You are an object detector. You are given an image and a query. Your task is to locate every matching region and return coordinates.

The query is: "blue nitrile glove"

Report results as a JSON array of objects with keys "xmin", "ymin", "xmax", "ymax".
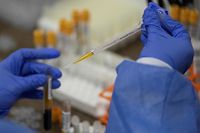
[
  {"xmin": 140, "ymin": 2, "xmax": 194, "ymax": 73},
  {"xmin": 0, "ymin": 48, "xmax": 62, "ymax": 117}
]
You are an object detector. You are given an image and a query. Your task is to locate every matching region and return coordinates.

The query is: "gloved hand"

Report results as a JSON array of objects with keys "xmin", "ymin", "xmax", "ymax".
[
  {"xmin": 140, "ymin": 2, "xmax": 194, "ymax": 73},
  {"xmin": 0, "ymin": 48, "xmax": 62, "ymax": 117}
]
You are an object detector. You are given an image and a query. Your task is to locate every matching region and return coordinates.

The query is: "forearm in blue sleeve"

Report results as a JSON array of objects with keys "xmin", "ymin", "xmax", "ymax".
[
  {"xmin": 0, "ymin": 110, "xmax": 9, "ymax": 118},
  {"xmin": 106, "ymin": 60, "xmax": 200, "ymax": 133}
]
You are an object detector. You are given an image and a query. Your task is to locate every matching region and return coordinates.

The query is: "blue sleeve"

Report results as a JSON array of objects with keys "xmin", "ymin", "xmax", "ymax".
[
  {"xmin": 106, "ymin": 60, "xmax": 200, "ymax": 133},
  {"xmin": 0, "ymin": 110, "xmax": 9, "ymax": 118}
]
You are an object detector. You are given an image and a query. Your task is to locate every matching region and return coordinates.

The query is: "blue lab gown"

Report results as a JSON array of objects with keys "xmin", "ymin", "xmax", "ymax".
[
  {"xmin": 106, "ymin": 60, "xmax": 200, "ymax": 133},
  {"xmin": 0, "ymin": 120, "xmax": 35, "ymax": 133}
]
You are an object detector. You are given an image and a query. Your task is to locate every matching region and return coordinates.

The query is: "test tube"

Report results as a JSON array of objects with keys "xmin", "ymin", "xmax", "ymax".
[
  {"xmin": 63, "ymin": 19, "xmax": 76, "ymax": 57},
  {"xmin": 57, "ymin": 18, "xmax": 68, "ymax": 67},
  {"xmin": 46, "ymin": 31, "xmax": 57, "ymax": 48},
  {"xmin": 71, "ymin": 115, "xmax": 80, "ymax": 133},
  {"xmin": 72, "ymin": 9, "xmax": 80, "ymax": 26},
  {"xmin": 72, "ymin": 9, "xmax": 82, "ymax": 54},
  {"xmin": 189, "ymin": 9, "xmax": 199, "ymax": 38},
  {"xmin": 58, "ymin": 18, "xmax": 68, "ymax": 54},
  {"xmin": 33, "ymin": 30, "xmax": 45, "ymax": 91},
  {"xmin": 46, "ymin": 31, "xmax": 58, "ymax": 66},
  {"xmin": 33, "ymin": 29, "xmax": 44, "ymax": 49},
  {"xmin": 43, "ymin": 75, "xmax": 53, "ymax": 130},
  {"xmin": 170, "ymin": 4, "xmax": 180, "ymax": 21},
  {"xmin": 34, "ymin": 30, "xmax": 55, "ymax": 130},
  {"xmin": 33, "ymin": 29, "xmax": 45, "ymax": 63},
  {"xmin": 34, "ymin": 29, "xmax": 53, "ymax": 130},
  {"xmin": 93, "ymin": 121, "xmax": 102, "ymax": 133},
  {"xmin": 80, "ymin": 9, "xmax": 91, "ymax": 52},
  {"xmin": 100, "ymin": 126, "xmax": 106, "ymax": 133},
  {"xmin": 82, "ymin": 121, "xmax": 90, "ymax": 133},
  {"xmin": 180, "ymin": 7, "xmax": 190, "ymax": 29},
  {"xmin": 62, "ymin": 100, "xmax": 71, "ymax": 133},
  {"xmin": 58, "ymin": 19, "xmax": 76, "ymax": 67}
]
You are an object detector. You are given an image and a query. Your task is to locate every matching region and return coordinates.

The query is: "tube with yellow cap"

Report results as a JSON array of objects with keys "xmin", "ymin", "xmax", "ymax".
[
  {"xmin": 43, "ymin": 74, "xmax": 53, "ymax": 131},
  {"xmin": 58, "ymin": 18, "xmax": 68, "ymax": 55},
  {"xmin": 33, "ymin": 29, "xmax": 52, "ymax": 130},
  {"xmin": 58, "ymin": 19, "xmax": 76, "ymax": 67},
  {"xmin": 46, "ymin": 31, "xmax": 58, "ymax": 66},
  {"xmin": 46, "ymin": 31, "xmax": 57, "ymax": 48},
  {"xmin": 71, "ymin": 9, "xmax": 83, "ymax": 54},
  {"xmin": 43, "ymin": 31, "xmax": 57, "ymax": 131},
  {"xmin": 180, "ymin": 7, "xmax": 190, "ymax": 29},
  {"xmin": 33, "ymin": 29, "xmax": 45, "ymax": 74},
  {"xmin": 80, "ymin": 9, "xmax": 91, "ymax": 52},
  {"xmin": 33, "ymin": 29, "xmax": 44, "ymax": 49},
  {"xmin": 170, "ymin": 5, "xmax": 180, "ymax": 21},
  {"xmin": 64, "ymin": 19, "xmax": 76, "ymax": 56},
  {"xmin": 33, "ymin": 29, "xmax": 45, "ymax": 64},
  {"xmin": 189, "ymin": 9, "xmax": 199, "ymax": 38},
  {"xmin": 60, "ymin": 18, "xmax": 67, "ymax": 34},
  {"xmin": 72, "ymin": 9, "xmax": 80, "ymax": 26},
  {"xmin": 61, "ymin": 100, "xmax": 71, "ymax": 133}
]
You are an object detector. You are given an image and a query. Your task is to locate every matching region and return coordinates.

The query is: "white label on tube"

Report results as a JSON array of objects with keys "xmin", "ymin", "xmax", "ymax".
[
  {"xmin": 62, "ymin": 112, "xmax": 71, "ymax": 131},
  {"xmin": 48, "ymin": 77, "xmax": 52, "ymax": 100}
]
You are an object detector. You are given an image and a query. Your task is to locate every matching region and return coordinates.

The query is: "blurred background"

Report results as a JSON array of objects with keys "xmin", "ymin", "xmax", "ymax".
[{"xmin": 0, "ymin": 0, "xmax": 200, "ymax": 133}]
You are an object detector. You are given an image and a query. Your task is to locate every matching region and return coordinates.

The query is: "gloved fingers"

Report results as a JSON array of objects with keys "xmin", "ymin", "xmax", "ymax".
[
  {"xmin": 52, "ymin": 79, "xmax": 61, "ymax": 89},
  {"xmin": 141, "ymin": 34, "xmax": 147, "ymax": 45},
  {"xmin": 148, "ymin": 2, "xmax": 160, "ymax": 9},
  {"xmin": 22, "ymin": 62, "xmax": 62, "ymax": 79},
  {"xmin": 14, "ymin": 48, "xmax": 60, "ymax": 61},
  {"xmin": 143, "ymin": 3, "xmax": 166, "ymax": 35},
  {"xmin": 20, "ymin": 74, "xmax": 47, "ymax": 92},
  {"xmin": 21, "ymin": 79, "xmax": 61, "ymax": 98},
  {"xmin": 159, "ymin": 12, "xmax": 190, "ymax": 38},
  {"xmin": 140, "ymin": 24, "xmax": 148, "ymax": 45},
  {"xmin": 20, "ymin": 90, "xmax": 43, "ymax": 99}
]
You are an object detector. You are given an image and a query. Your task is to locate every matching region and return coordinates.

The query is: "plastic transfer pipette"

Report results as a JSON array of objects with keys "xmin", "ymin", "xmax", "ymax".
[{"xmin": 64, "ymin": 25, "xmax": 141, "ymax": 69}]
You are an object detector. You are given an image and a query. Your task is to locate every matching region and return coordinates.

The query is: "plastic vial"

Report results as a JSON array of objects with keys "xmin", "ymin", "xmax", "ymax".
[
  {"xmin": 93, "ymin": 121, "xmax": 102, "ymax": 133},
  {"xmin": 82, "ymin": 121, "xmax": 90, "ymax": 133},
  {"xmin": 71, "ymin": 115, "xmax": 80, "ymax": 133},
  {"xmin": 33, "ymin": 29, "xmax": 53, "ymax": 130},
  {"xmin": 46, "ymin": 31, "xmax": 58, "ymax": 66},
  {"xmin": 62, "ymin": 100, "xmax": 71, "ymax": 133},
  {"xmin": 63, "ymin": 19, "xmax": 76, "ymax": 58},
  {"xmin": 189, "ymin": 9, "xmax": 199, "ymax": 38},
  {"xmin": 72, "ymin": 9, "xmax": 82, "ymax": 54},
  {"xmin": 80, "ymin": 9, "xmax": 91, "ymax": 52},
  {"xmin": 43, "ymin": 76, "xmax": 53, "ymax": 130},
  {"xmin": 33, "ymin": 29, "xmax": 44, "ymax": 63},
  {"xmin": 33, "ymin": 29, "xmax": 44, "ymax": 49}
]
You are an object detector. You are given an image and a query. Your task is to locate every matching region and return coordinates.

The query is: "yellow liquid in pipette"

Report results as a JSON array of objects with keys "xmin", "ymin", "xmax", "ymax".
[{"xmin": 73, "ymin": 51, "xmax": 94, "ymax": 64}]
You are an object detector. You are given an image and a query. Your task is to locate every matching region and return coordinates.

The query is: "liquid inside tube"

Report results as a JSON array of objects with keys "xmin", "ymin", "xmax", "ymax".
[
  {"xmin": 73, "ymin": 51, "xmax": 94, "ymax": 64},
  {"xmin": 63, "ymin": 24, "xmax": 141, "ymax": 69}
]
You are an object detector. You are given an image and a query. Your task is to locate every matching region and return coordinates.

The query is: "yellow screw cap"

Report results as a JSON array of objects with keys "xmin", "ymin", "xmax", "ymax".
[
  {"xmin": 60, "ymin": 18, "xmax": 67, "ymax": 33},
  {"xmin": 180, "ymin": 8, "xmax": 190, "ymax": 25},
  {"xmin": 46, "ymin": 31, "xmax": 57, "ymax": 47},
  {"xmin": 189, "ymin": 9, "xmax": 199, "ymax": 26},
  {"xmin": 170, "ymin": 5, "xmax": 180, "ymax": 21},
  {"xmin": 33, "ymin": 29, "xmax": 44, "ymax": 46},
  {"xmin": 72, "ymin": 9, "xmax": 80, "ymax": 25},
  {"xmin": 80, "ymin": 9, "xmax": 90, "ymax": 22},
  {"xmin": 64, "ymin": 19, "xmax": 74, "ymax": 35}
]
